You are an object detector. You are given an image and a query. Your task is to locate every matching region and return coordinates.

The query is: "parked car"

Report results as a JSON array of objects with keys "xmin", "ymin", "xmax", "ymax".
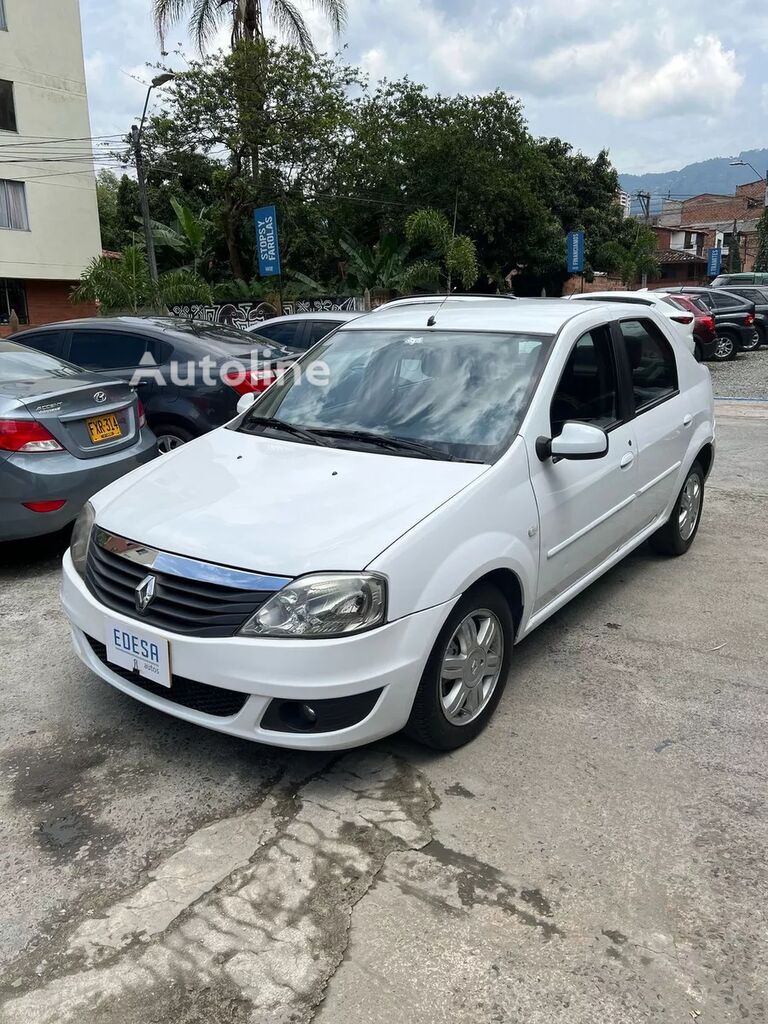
[
  {"xmin": 245, "ymin": 311, "xmax": 360, "ymax": 349},
  {"xmin": 663, "ymin": 294, "xmax": 719, "ymax": 361},
  {"xmin": 17, "ymin": 317, "xmax": 300, "ymax": 452},
  {"xmin": 0, "ymin": 341, "xmax": 157, "ymax": 541},
  {"xmin": 566, "ymin": 291, "xmax": 696, "ymax": 354},
  {"xmin": 709, "ymin": 284, "xmax": 768, "ymax": 347},
  {"xmin": 61, "ymin": 297, "xmax": 714, "ymax": 751},
  {"xmin": 711, "ymin": 272, "xmax": 768, "ymax": 288},
  {"xmin": 654, "ymin": 286, "xmax": 757, "ymax": 360}
]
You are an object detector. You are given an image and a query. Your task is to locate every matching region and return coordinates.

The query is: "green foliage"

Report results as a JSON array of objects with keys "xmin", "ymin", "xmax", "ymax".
[
  {"xmin": 338, "ymin": 236, "xmax": 414, "ymax": 292},
  {"xmin": 754, "ymin": 210, "xmax": 768, "ymax": 272},
  {"xmin": 72, "ymin": 246, "xmax": 211, "ymax": 314},
  {"xmin": 150, "ymin": 197, "xmax": 217, "ymax": 276},
  {"xmin": 403, "ymin": 208, "xmax": 479, "ymax": 291},
  {"xmin": 95, "ymin": 170, "xmax": 128, "ymax": 252}
]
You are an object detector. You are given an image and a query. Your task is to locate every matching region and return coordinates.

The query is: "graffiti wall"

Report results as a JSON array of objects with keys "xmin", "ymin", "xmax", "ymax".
[{"xmin": 168, "ymin": 297, "xmax": 364, "ymax": 331}]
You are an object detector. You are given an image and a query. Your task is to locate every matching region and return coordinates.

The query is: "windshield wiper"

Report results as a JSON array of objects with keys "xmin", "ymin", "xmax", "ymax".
[
  {"xmin": 313, "ymin": 428, "xmax": 453, "ymax": 461},
  {"xmin": 241, "ymin": 416, "xmax": 330, "ymax": 447}
]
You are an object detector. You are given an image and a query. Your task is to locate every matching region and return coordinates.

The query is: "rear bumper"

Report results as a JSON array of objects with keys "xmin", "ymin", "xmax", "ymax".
[
  {"xmin": 0, "ymin": 431, "xmax": 158, "ymax": 541},
  {"xmin": 61, "ymin": 551, "xmax": 454, "ymax": 750}
]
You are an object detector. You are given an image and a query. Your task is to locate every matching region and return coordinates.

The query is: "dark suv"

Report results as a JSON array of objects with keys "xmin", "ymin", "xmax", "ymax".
[
  {"xmin": 710, "ymin": 284, "xmax": 768, "ymax": 347},
  {"xmin": 16, "ymin": 317, "xmax": 300, "ymax": 451},
  {"xmin": 655, "ymin": 287, "xmax": 757, "ymax": 360}
]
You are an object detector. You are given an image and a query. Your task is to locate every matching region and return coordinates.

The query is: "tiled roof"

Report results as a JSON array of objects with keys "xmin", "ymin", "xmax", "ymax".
[{"xmin": 656, "ymin": 248, "xmax": 707, "ymax": 265}]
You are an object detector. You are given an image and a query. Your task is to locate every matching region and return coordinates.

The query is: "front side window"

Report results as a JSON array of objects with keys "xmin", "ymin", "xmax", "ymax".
[
  {"xmin": 250, "ymin": 329, "xmax": 553, "ymax": 462},
  {"xmin": 255, "ymin": 320, "xmax": 302, "ymax": 347},
  {"xmin": 69, "ymin": 331, "xmax": 148, "ymax": 370},
  {"xmin": 0, "ymin": 180, "xmax": 29, "ymax": 230},
  {"xmin": 0, "ymin": 80, "xmax": 15, "ymax": 132},
  {"xmin": 0, "ymin": 278, "xmax": 27, "ymax": 323},
  {"xmin": 306, "ymin": 320, "xmax": 342, "ymax": 347},
  {"xmin": 550, "ymin": 326, "xmax": 619, "ymax": 435},
  {"xmin": 619, "ymin": 319, "xmax": 677, "ymax": 412}
]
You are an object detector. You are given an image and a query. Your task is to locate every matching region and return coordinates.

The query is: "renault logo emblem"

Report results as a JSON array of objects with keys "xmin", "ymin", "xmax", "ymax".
[
  {"xmin": 94, "ymin": 391, "xmax": 107, "ymax": 404},
  {"xmin": 135, "ymin": 575, "xmax": 157, "ymax": 613}
]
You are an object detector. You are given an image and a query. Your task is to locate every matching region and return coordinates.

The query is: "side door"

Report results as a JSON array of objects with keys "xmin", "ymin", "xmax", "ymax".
[
  {"xmin": 612, "ymin": 317, "xmax": 689, "ymax": 528},
  {"xmin": 525, "ymin": 323, "xmax": 640, "ymax": 614}
]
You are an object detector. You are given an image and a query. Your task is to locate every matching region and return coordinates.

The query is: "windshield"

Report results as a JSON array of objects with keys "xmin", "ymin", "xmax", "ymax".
[
  {"xmin": 0, "ymin": 346, "xmax": 80, "ymax": 383},
  {"xmin": 242, "ymin": 329, "xmax": 552, "ymax": 462}
]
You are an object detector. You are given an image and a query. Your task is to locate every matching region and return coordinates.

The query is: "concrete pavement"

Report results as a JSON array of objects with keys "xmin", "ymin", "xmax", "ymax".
[{"xmin": 0, "ymin": 408, "xmax": 766, "ymax": 1023}]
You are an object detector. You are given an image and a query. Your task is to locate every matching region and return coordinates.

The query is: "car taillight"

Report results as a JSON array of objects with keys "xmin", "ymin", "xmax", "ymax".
[
  {"xmin": 22, "ymin": 500, "xmax": 67, "ymax": 513},
  {"xmin": 0, "ymin": 419, "xmax": 64, "ymax": 453},
  {"xmin": 701, "ymin": 315, "xmax": 716, "ymax": 331},
  {"xmin": 223, "ymin": 368, "xmax": 277, "ymax": 396},
  {"xmin": 745, "ymin": 312, "xmax": 755, "ymax": 326},
  {"xmin": 137, "ymin": 398, "xmax": 146, "ymax": 428}
]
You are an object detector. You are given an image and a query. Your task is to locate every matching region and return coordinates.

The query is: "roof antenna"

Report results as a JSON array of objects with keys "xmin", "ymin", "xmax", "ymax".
[{"xmin": 426, "ymin": 186, "xmax": 459, "ymax": 327}]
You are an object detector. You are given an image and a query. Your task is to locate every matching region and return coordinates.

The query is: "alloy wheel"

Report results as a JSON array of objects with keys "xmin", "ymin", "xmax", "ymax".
[
  {"xmin": 156, "ymin": 434, "xmax": 186, "ymax": 454},
  {"xmin": 714, "ymin": 335, "xmax": 734, "ymax": 360},
  {"xmin": 439, "ymin": 609, "xmax": 504, "ymax": 726}
]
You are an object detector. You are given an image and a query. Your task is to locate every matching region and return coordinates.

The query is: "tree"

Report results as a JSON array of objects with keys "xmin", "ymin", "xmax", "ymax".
[
  {"xmin": 96, "ymin": 170, "xmax": 130, "ymax": 252},
  {"xmin": 404, "ymin": 208, "xmax": 479, "ymax": 291},
  {"xmin": 755, "ymin": 210, "xmax": 768, "ymax": 272},
  {"xmin": 152, "ymin": 0, "xmax": 346, "ymax": 51},
  {"xmin": 338, "ymin": 236, "xmax": 414, "ymax": 292},
  {"xmin": 150, "ymin": 197, "xmax": 217, "ymax": 276},
  {"xmin": 72, "ymin": 246, "xmax": 212, "ymax": 314}
]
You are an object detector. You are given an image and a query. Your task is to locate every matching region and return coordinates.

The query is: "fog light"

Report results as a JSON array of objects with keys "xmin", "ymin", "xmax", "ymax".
[{"xmin": 299, "ymin": 703, "xmax": 317, "ymax": 725}]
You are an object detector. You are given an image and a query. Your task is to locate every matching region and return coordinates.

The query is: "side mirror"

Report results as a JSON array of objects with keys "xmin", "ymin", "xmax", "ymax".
[
  {"xmin": 236, "ymin": 393, "xmax": 257, "ymax": 416},
  {"xmin": 538, "ymin": 421, "xmax": 609, "ymax": 461}
]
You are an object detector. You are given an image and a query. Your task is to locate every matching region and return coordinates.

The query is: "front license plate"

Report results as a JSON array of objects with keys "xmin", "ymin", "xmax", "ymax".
[
  {"xmin": 87, "ymin": 413, "xmax": 122, "ymax": 444},
  {"xmin": 105, "ymin": 621, "xmax": 171, "ymax": 688}
]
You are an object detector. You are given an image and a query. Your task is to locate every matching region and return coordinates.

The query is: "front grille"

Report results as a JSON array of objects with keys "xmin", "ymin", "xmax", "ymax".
[
  {"xmin": 85, "ymin": 635, "xmax": 249, "ymax": 718},
  {"xmin": 85, "ymin": 541, "xmax": 277, "ymax": 638}
]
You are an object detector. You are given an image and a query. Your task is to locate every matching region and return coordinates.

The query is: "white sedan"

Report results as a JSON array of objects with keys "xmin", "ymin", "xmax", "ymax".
[
  {"xmin": 568, "ymin": 290, "xmax": 697, "ymax": 354},
  {"xmin": 61, "ymin": 297, "xmax": 714, "ymax": 751}
]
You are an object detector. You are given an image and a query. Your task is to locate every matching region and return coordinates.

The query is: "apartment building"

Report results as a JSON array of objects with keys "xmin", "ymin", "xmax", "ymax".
[{"xmin": 0, "ymin": 0, "xmax": 100, "ymax": 336}]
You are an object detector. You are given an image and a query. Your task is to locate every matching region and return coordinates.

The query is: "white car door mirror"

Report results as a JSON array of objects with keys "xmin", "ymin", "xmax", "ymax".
[
  {"xmin": 236, "ymin": 393, "xmax": 257, "ymax": 416},
  {"xmin": 541, "ymin": 421, "xmax": 609, "ymax": 461}
]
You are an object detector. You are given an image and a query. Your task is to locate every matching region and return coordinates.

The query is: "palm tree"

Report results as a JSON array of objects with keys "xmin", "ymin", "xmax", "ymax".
[{"xmin": 153, "ymin": 0, "xmax": 346, "ymax": 52}]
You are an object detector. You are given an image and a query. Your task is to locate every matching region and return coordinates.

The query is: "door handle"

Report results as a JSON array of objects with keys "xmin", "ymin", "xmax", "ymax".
[
  {"xmin": 620, "ymin": 453, "xmax": 635, "ymax": 469},
  {"xmin": 683, "ymin": 414, "xmax": 693, "ymax": 427}
]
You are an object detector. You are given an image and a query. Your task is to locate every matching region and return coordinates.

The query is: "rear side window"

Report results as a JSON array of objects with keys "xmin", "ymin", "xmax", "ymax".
[
  {"xmin": 17, "ymin": 330, "xmax": 66, "ymax": 356},
  {"xmin": 709, "ymin": 292, "xmax": 744, "ymax": 310},
  {"xmin": 69, "ymin": 331, "xmax": 148, "ymax": 370},
  {"xmin": 550, "ymin": 326, "xmax": 619, "ymax": 435},
  {"xmin": 147, "ymin": 338, "xmax": 173, "ymax": 362},
  {"xmin": 619, "ymin": 319, "xmax": 677, "ymax": 413}
]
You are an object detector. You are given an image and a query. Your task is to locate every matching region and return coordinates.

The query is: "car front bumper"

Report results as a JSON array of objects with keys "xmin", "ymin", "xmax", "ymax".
[
  {"xmin": 61, "ymin": 551, "xmax": 455, "ymax": 750},
  {"xmin": 0, "ymin": 431, "xmax": 158, "ymax": 541}
]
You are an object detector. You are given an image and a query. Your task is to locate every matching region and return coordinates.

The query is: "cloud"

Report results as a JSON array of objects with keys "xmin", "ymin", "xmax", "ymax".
[{"xmin": 599, "ymin": 34, "xmax": 743, "ymax": 119}]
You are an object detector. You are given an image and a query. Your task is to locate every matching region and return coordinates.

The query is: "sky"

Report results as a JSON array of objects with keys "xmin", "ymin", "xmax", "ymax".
[{"xmin": 79, "ymin": 0, "xmax": 767, "ymax": 176}]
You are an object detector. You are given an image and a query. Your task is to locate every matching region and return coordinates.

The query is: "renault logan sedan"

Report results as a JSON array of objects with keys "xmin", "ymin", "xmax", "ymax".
[{"xmin": 61, "ymin": 297, "xmax": 714, "ymax": 750}]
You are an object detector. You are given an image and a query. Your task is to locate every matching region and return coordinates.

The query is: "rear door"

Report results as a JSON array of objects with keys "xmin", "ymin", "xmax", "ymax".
[
  {"xmin": 612, "ymin": 317, "xmax": 688, "ymax": 528},
  {"xmin": 526, "ymin": 322, "xmax": 640, "ymax": 613}
]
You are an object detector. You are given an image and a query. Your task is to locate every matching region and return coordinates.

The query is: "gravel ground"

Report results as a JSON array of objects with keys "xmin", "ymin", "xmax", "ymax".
[{"xmin": 709, "ymin": 345, "xmax": 768, "ymax": 399}]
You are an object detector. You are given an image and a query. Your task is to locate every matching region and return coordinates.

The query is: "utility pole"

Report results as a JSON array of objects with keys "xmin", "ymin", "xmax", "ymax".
[
  {"xmin": 132, "ymin": 124, "xmax": 159, "ymax": 285},
  {"xmin": 637, "ymin": 191, "xmax": 652, "ymax": 288}
]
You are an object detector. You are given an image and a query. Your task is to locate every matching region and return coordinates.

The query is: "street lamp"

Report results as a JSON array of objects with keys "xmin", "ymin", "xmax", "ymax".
[
  {"xmin": 131, "ymin": 72, "xmax": 176, "ymax": 285},
  {"xmin": 730, "ymin": 159, "xmax": 768, "ymax": 208}
]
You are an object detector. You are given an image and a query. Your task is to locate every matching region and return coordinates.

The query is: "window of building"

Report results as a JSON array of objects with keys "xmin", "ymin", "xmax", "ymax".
[
  {"xmin": 0, "ymin": 279, "xmax": 28, "ymax": 324},
  {"xmin": 0, "ymin": 180, "xmax": 29, "ymax": 230},
  {"xmin": 618, "ymin": 319, "xmax": 677, "ymax": 412},
  {"xmin": 69, "ymin": 331, "xmax": 148, "ymax": 370},
  {"xmin": 550, "ymin": 326, "xmax": 619, "ymax": 435},
  {"xmin": 0, "ymin": 80, "xmax": 16, "ymax": 132},
  {"xmin": 0, "ymin": 1, "xmax": 7, "ymax": 31}
]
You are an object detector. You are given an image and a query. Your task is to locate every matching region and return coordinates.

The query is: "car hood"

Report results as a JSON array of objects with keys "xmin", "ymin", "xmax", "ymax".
[{"xmin": 93, "ymin": 427, "xmax": 488, "ymax": 576}]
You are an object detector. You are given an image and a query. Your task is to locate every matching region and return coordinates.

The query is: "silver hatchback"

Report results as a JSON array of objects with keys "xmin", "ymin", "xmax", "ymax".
[{"xmin": 0, "ymin": 341, "xmax": 157, "ymax": 541}]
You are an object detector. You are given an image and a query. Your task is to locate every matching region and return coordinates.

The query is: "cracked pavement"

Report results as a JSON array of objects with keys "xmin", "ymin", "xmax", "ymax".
[{"xmin": 1, "ymin": 408, "xmax": 767, "ymax": 1023}]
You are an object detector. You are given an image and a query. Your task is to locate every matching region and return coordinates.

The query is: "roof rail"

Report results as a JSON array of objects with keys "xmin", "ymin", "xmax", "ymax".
[{"xmin": 371, "ymin": 293, "xmax": 518, "ymax": 311}]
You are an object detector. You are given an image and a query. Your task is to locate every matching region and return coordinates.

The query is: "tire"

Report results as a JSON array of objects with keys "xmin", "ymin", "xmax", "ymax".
[
  {"xmin": 649, "ymin": 462, "xmax": 704, "ymax": 557},
  {"xmin": 151, "ymin": 423, "xmax": 195, "ymax": 453},
  {"xmin": 713, "ymin": 333, "xmax": 736, "ymax": 361},
  {"xmin": 405, "ymin": 584, "xmax": 514, "ymax": 750},
  {"xmin": 741, "ymin": 329, "xmax": 761, "ymax": 352}
]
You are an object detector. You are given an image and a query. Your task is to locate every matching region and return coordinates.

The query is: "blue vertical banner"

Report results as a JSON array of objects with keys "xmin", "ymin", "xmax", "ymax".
[
  {"xmin": 254, "ymin": 205, "xmax": 281, "ymax": 277},
  {"xmin": 707, "ymin": 247, "xmax": 722, "ymax": 277},
  {"xmin": 567, "ymin": 230, "xmax": 585, "ymax": 273}
]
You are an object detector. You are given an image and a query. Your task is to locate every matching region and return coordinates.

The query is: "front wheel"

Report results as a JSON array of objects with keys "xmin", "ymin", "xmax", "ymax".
[
  {"xmin": 152, "ymin": 423, "xmax": 195, "ymax": 453},
  {"xmin": 713, "ymin": 334, "xmax": 736, "ymax": 361},
  {"xmin": 649, "ymin": 463, "xmax": 704, "ymax": 556},
  {"xmin": 405, "ymin": 584, "xmax": 514, "ymax": 750}
]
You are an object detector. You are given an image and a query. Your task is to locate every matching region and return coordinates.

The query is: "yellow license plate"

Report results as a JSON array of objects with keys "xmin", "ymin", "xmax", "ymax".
[{"xmin": 87, "ymin": 413, "xmax": 122, "ymax": 444}]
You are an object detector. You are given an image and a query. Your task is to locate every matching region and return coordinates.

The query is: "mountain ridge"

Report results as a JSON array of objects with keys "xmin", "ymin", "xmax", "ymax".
[{"xmin": 619, "ymin": 149, "xmax": 768, "ymax": 211}]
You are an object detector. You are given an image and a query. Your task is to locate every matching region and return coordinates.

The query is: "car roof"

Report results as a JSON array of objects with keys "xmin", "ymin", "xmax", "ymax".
[
  {"xmin": 19, "ymin": 316, "xmax": 253, "ymax": 339},
  {"xmin": 569, "ymin": 291, "xmax": 663, "ymax": 303},
  {"xmin": 346, "ymin": 297, "xmax": 621, "ymax": 334},
  {"xmin": 255, "ymin": 311, "xmax": 360, "ymax": 324}
]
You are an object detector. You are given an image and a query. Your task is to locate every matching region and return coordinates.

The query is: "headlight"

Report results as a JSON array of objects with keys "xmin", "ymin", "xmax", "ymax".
[
  {"xmin": 239, "ymin": 573, "xmax": 387, "ymax": 638},
  {"xmin": 70, "ymin": 501, "xmax": 95, "ymax": 577}
]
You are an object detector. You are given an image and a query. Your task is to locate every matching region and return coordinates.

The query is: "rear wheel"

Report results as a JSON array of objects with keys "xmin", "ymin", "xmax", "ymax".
[
  {"xmin": 152, "ymin": 423, "xmax": 195, "ymax": 453},
  {"xmin": 741, "ymin": 329, "xmax": 761, "ymax": 352},
  {"xmin": 649, "ymin": 463, "xmax": 704, "ymax": 556},
  {"xmin": 713, "ymin": 333, "xmax": 736, "ymax": 361},
  {"xmin": 405, "ymin": 584, "xmax": 514, "ymax": 750}
]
